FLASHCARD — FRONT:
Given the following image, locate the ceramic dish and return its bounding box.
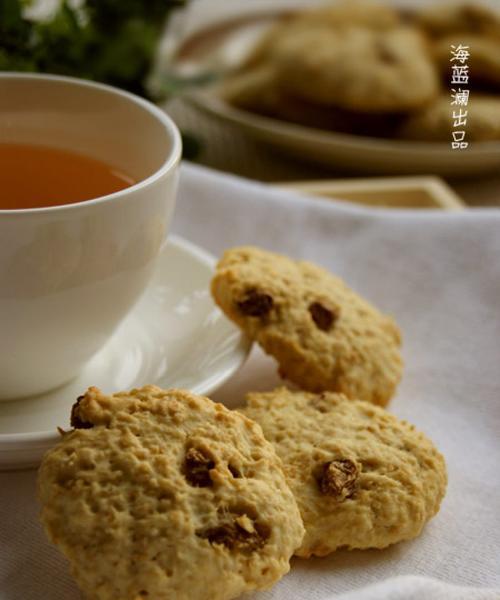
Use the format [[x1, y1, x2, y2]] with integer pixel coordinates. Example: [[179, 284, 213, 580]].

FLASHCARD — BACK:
[[0, 235, 251, 470], [187, 92, 500, 176], [168, 0, 500, 176]]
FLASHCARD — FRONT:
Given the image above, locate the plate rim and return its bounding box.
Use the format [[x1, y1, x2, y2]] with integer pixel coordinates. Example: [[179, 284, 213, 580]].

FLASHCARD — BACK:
[[186, 90, 500, 157], [0, 234, 251, 452]]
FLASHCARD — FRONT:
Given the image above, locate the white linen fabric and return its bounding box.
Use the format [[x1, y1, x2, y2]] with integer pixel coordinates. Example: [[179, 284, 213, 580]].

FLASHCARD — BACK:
[[1, 163, 499, 599]]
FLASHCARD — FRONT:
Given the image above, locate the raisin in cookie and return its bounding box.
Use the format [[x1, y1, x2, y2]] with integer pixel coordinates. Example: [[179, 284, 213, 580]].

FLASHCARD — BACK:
[[38, 386, 304, 600], [211, 246, 402, 406], [273, 26, 440, 113], [242, 388, 447, 557]]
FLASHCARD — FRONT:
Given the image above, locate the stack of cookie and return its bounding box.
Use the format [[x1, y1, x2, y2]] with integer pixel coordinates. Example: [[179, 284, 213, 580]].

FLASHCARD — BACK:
[[220, 1, 500, 142], [212, 246, 447, 558], [38, 246, 447, 600]]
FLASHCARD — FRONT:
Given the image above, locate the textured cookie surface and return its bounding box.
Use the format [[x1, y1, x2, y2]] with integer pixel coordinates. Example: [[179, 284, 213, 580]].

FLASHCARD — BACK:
[[273, 26, 440, 112], [242, 0, 402, 70], [211, 246, 402, 406], [242, 388, 447, 557], [38, 386, 304, 600]]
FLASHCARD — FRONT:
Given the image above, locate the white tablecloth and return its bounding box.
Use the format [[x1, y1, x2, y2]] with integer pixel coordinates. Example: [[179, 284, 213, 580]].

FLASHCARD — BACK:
[[1, 163, 499, 599]]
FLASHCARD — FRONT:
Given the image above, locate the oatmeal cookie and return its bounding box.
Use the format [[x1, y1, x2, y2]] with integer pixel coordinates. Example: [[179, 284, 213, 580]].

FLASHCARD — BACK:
[[433, 34, 500, 89], [273, 26, 440, 113], [211, 246, 402, 406], [399, 94, 500, 141], [242, 388, 447, 557], [244, 0, 401, 69], [219, 65, 403, 136], [416, 3, 500, 37], [38, 386, 304, 600]]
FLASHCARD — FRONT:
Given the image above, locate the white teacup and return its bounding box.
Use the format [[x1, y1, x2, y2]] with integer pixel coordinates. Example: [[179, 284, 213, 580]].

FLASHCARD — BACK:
[[0, 73, 182, 399]]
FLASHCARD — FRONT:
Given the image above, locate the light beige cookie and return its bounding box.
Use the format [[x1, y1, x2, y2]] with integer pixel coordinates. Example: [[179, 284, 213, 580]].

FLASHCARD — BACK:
[[433, 34, 500, 88], [211, 246, 402, 406], [222, 73, 405, 137], [273, 26, 440, 113], [38, 386, 304, 600], [416, 3, 500, 37], [244, 0, 401, 68], [399, 94, 500, 141], [242, 388, 447, 557]]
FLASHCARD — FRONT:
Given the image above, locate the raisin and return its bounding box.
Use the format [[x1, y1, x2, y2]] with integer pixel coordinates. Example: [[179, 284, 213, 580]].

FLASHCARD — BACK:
[[70, 395, 94, 429], [184, 447, 215, 487], [197, 518, 267, 553], [228, 463, 241, 478], [317, 459, 359, 500], [309, 302, 336, 331], [237, 289, 273, 317]]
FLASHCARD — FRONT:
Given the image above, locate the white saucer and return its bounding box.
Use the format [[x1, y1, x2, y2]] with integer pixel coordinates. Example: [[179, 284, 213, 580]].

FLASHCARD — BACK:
[[0, 235, 251, 470]]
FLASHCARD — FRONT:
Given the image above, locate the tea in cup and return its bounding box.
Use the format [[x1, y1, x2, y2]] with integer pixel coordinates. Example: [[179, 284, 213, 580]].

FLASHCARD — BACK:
[[0, 73, 182, 399]]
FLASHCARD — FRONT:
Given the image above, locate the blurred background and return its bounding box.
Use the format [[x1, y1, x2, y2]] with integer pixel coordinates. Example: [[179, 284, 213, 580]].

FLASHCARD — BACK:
[[2, 0, 500, 207]]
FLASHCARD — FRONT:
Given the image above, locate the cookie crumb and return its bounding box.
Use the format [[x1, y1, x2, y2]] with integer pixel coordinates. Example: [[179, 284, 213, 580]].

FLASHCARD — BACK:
[[317, 459, 359, 500], [184, 447, 215, 487], [309, 302, 336, 331], [237, 289, 273, 317]]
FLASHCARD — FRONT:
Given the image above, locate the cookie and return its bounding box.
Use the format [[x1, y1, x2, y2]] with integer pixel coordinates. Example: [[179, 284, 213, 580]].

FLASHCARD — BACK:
[[273, 26, 440, 113], [416, 3, 500, 37], [399, 94, 500, 141], [219, 64, 404, 137], [433, 34, 500, 89], [211, 246, 402, 406], [242, 388, 447, 557], [243, 0, 401, 69], [38, 386, 304, 600]]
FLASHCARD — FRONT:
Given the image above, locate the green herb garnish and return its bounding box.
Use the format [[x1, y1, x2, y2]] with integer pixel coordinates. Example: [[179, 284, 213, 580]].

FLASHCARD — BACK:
[[0, 0, 184, 98]]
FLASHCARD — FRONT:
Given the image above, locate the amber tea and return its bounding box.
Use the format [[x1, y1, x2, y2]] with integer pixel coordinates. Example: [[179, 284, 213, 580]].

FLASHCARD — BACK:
[[0, 144, 134, 210]]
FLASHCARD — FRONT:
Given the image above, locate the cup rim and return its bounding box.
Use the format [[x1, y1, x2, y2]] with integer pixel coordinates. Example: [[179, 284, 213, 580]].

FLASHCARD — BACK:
[[0, 72, 182, 215]]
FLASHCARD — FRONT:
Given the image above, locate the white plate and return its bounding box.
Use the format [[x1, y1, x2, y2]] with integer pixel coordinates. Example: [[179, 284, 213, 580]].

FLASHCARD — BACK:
[[170, 0, 500, 176], [0, 235, 251, 470]]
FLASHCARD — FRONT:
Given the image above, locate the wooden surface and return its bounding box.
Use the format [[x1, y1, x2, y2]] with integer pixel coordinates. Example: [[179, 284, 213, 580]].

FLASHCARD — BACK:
[[279, 177, 465, 210]]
